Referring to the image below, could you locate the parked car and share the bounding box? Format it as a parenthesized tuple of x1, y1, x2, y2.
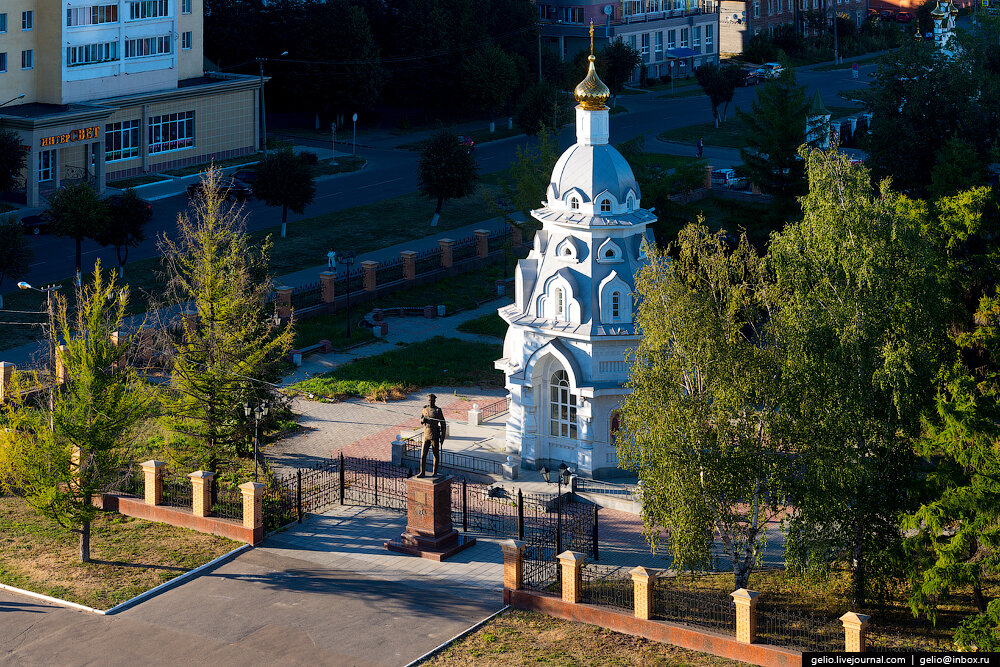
(896, 11, 913, 22)
(880, 9, 896, 20)
(231, 168, 258, 191)
(711, 168, 748, 189)
(186, 177, 253, 201)
(739, 67, 762, 86)
(756, 62, 784, 79)
(457, 135, 475, 153)
(20, 213, 47, 235)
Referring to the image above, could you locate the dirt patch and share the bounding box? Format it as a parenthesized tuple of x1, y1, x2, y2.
(421, 609, 743, 666)
(0, 496, 239, 610)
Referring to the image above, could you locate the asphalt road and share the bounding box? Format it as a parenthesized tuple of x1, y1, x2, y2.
(16, 60, 874, 290)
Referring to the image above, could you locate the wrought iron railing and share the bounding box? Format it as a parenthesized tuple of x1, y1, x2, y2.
(574, 477, 637, 498)
(652, 582, 736, 633)
(479, 396, 510, 420)
(581, 564, 635, 611)
(161, 475, 193, 508)
(213, 484, 243, 520)
(400, 438, 504, 477)
(866, 623, 942, 653)
(756, 603, 844, 652)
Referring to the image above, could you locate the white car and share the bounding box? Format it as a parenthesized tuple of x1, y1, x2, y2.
(756, 62, 785, 79)
(711, 168, 748, 189)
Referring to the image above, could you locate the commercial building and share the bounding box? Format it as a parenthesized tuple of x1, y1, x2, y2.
(718, 0, 868, 54)
(539, 0, 720, 82)
(0, 0, 261, 207)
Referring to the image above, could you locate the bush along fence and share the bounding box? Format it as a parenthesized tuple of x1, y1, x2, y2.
(501, 544, 940, 667)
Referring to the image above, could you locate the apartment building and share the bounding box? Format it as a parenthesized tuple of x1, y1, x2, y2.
(718, 0, 868, 53)
(0, 0, 260, 207)
(539, 0, 720, 82)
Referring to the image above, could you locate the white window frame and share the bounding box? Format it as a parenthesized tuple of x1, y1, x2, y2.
(655, 31, 663, 53)
(706, 24, 714, 50)
(21, 50, 33, 69)
(680, 28, 689, 47)
(148, 111, 194, 155)
(106, 119, 141, 162)
(66, 41, 119, 67)
(0, 53, 7, 73)
(67, 5, 119, 26)
(182, 31, 192, 50)
(693, 26, 701, 48)
(128, 0, 169, 20)
(600, 198, 611, 213)
(38, 150, 54, 182)
(22, 11, 33, 31)
(182, 0, 193, 13)
(125, 35, 173, 58)
(549, 370, 578, 439)
(0, 13, 7, 33)
(570, 196, 580, 210)
(641, 33, 649, 57)
(667, 29, 676, 48)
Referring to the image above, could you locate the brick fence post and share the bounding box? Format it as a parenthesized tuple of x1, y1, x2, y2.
(439, 239, 454, 268)
(704, 164, 713, 190)
(731, 588, 761, 644)
(840, 612, 871, 652)
(189, 470, 215, 517)
(510, 224, 522, 248)
(361, 260, 378, 292)
(240, 482, 265, 542)
(276, 286, 292, 320)
(55, 344, 68, 385)
(557, 550, 585, 603)
(401, 251, 417, 281)
(475, 229, 490, 259)
(320, 271, 336, 304)
(0, 361, 14, 402)
(141, 460, 166, 505)
(499, 539, 526, 591)
(630, 566, 657, 620)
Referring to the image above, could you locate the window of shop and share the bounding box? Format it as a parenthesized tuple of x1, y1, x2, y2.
(549, 370, 578, 438)
(182, 32, 192, 49)
(148, 111, 194, 154)
(67, 5, 119, 26)
(22, 11, 33, 31)
(129, 0, 169, 20)
(38, 150, 54, 182)
(106, 119, 141, 162)
(125, 35, 172, 58)
(21, 50, 33, 69)
(182, 0, 192, 13)
(67, 41, 119, 66)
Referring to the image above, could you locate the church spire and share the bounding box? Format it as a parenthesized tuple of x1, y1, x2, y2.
(573, 21, 611, 146)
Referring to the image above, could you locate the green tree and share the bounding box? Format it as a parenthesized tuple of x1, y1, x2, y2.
(515, 81, 565, 135)
(618, 225, 790, 589)
(504, 125, 560, 217)
(96, 189, 151, 278)
(695, 63, 741, 127)
(768, 149, 945, 605)
(416, 129, 479, 227)
(929, 136, 985, 201)
(599, 40, 642, 107)
(0, 214, 32, 309)
(159, 169, 294, 471)
(463, 45, 518, 130)
(251, 148, 317, 238)
(738, 70, 809, 212)
(0, 264, 153, 562)
(45, 183, 109, 286)
(0, 128, 28, 193)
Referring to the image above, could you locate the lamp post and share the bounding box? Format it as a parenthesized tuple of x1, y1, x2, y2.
(351, 113, 358, 155)
(243, 400, 270, 482)
(0, 93, 25, 108)
(18, 281, 61, 430)
(343, 250, 356, 339)
(540, 463, 573, 554)
(257, 52, 287, 154)
(331, 122, 337, 166)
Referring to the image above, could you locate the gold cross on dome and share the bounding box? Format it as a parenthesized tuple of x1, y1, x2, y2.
(590, 20, 595, 55)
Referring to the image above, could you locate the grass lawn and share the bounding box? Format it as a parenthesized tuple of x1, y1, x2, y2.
(635, 152, 701, 172)
(467, 126, 523, 145)
(312, 155, 366, 177)
(369, 260, 518, 315)
(293, 314, 377, 350)
(656, 87, 709, 100)
(0, 495, 239, 610)
(814, 55, 883, 71)
(457, 312, 508, 339)
(288, 336, 503, 401)
(658, 119, 748, 149)
(610, 105, 629, 115)
(421, 609, 741, 666)
(107, 174, 171, 189)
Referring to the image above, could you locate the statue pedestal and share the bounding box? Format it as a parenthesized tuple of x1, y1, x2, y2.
(385, 474, 475, 561)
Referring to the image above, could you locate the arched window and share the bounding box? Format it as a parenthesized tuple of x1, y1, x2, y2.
(626, 195, 635, 212)
(550, 370, 578, 438)
(570, 197, 580, 210)
(554, 287, 565, 320)
(611, 292, 621, 319)
(600, 199, 611, 213)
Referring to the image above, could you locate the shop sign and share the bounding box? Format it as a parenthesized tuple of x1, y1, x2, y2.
(40, 126, 100, 148)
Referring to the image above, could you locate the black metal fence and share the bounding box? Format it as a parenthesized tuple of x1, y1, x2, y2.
(574, 477, 638, 499)
(756, 603, 844, 652)
(479, 396, 510, 420)
(867, 623, 941, 653)
(652, 581, 737, 633)
(400, 438, 504, 477)
(581, 564, 635, 611)
(213, 484, 243, 520)
(161, 475, 193, 508)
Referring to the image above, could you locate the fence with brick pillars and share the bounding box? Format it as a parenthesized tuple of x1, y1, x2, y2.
(276, 286, 292, 319)
(141, 460, 166, 505)
(630, 566, 657, 620)
(401, 251, 417, 280)
(240, 481, 265, 531)
(840, 612, 870, 652)
(704, 165, 713, 190)
(500, 539, 526, 591)
(731, 589, 761, 644)
(361, 260, 378, 292)
(320, 271, 336, 303)
(55, 345, 68, 384)
(558, 550, 586, 603)
(189, 471, 215, 517)
(475, 229, 490, 258)
(439, 239, 455, 268)
(511, 225, 523, 248)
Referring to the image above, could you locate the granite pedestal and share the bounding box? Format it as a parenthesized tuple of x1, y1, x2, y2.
(385, 474, 475, 561)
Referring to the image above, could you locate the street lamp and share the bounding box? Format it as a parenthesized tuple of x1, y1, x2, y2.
(540, 462, 574, 554)
(257, 52, 288, 154)
(18, 281, 61, 430)
(243, 399, 270, 482)
(343, 250, 356, 339)
(0, 93, 25, 108)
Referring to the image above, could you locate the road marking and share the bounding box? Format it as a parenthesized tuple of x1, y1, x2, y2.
(316, 191, 344, 200)
(357, 178, 401, 190)
(66, 248, 105, 258)
(30, 262, 46, 267)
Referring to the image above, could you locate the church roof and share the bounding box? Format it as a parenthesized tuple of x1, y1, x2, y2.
(808, 90, 830, 116)
(532, 206, 656, 228)
(547, 143, 640, 208)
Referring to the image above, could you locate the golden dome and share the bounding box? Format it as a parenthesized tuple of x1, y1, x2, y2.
(931, 2, 947, 17)
(575, 55, 610, 110)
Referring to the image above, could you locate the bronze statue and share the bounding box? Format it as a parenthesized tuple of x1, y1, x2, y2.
(417, 394, 447, 477)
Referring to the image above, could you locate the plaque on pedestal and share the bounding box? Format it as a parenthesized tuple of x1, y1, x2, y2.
(385, 474, 476, 561)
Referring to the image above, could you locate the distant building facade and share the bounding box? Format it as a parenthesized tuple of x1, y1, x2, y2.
(539, 0, 720, 81)
(0, 0, 261, 207)
(718, 0, 868, 54)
